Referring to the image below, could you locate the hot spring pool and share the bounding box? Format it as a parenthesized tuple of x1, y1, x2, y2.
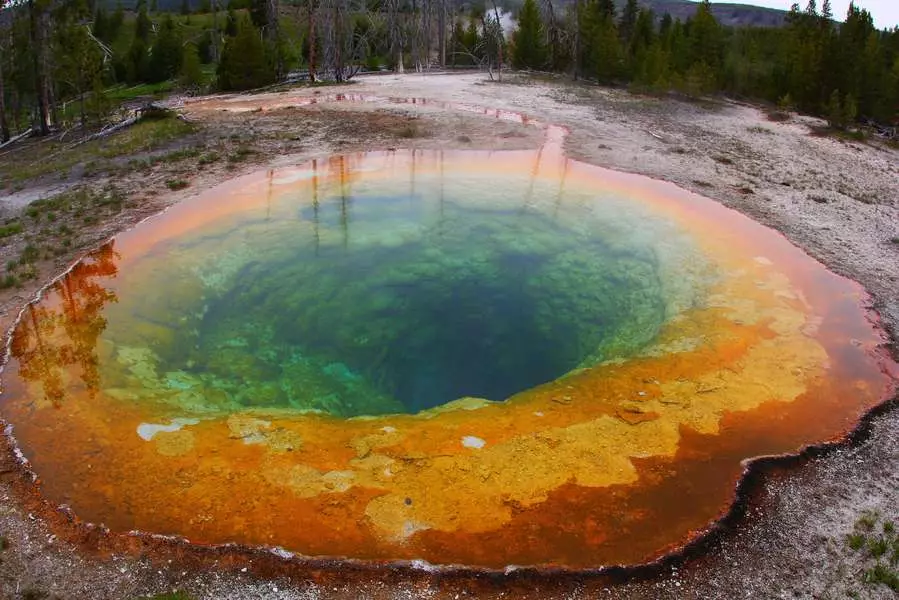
(1, 144, 895, 568)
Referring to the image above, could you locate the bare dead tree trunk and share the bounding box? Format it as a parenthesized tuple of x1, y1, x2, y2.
(421, 0, 431, 70)
(438, 0, 446, 67)
(308, 0, 317, 82)
(490, 0, 503, 82)
(319, 0, 348, 81)
(387, 0, 403, 73)
(0, 46, 9, 142)
(541, 0, 559, 70)
(573, 0, 581, 80)
(29, 0, 50, 135)
(332, 0, 342, 81)
(211, 0, 219, 62)
(0, 1, 8, 142)
(410, 0, 418, 71)
(266, 0, 282, 79)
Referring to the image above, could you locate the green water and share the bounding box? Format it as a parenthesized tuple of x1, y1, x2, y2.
(96, 158, 711, 417)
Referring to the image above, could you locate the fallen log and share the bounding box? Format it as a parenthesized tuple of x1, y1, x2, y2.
(0, 128, 34, 151)
(68, 103, 173, 148)
(69, 115, 139, 147)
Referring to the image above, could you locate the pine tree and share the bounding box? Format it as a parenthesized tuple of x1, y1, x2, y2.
(92, 7, 108, 42)
(688, 0, 722, 72)
(623, 8, 655, 77)
(597, 0, 614, 19)
(250, 0, 270, 30)
(684, 60, 716, 97)
(592, 15, 620, 83)
(217, 17, 274, 91)
(464, 18, 482, 63)
(109, 2, 124, 40)
(634, 42, 670, 92)
(659, 13, 673, 39)
(843, 92, 857, 126)
(126, 38, 148, 83)
(180, 42, 203, 88)
(225, 9, 239, 36)
(826, 88, 843, 127)
(56, 22, 105, 125)
(134, 4, 151, 43)
(148, 15, 182, 83)
(619, 0, 638, 45)
(512, 0, 547, 70)
(890, 57, 899, 124)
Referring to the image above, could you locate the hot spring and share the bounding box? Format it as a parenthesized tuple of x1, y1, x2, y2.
(1, 139, 895, 568)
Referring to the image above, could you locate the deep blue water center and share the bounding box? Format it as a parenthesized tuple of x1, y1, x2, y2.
(158, 191, 669, 417)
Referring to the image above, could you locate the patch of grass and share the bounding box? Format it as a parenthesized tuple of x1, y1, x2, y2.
(736, 186, 754, 195)
(713, 155, 735, 165)
(809, 194, 830, 204)
(396, 123, 430, 139)
(157, 146, 202, 164)
(198, 152, 220, 165)
(19, 244, 40, 265)
(864, 562, 899, 591)
(766, 110, 790, 122)
(847, 512, 899, 593)
(858, 512, 879, 532)
(870, 536, 890, 558)
(103, 81, 175, 104)
(142, 593, 194, 600)
(165, 179, 190, 191)
(891, 237, 899, 245)
(18, 263, 38, 280)
(849, 532, 867, 550)
(809, 125, 868, 142)
(97, 115, 194, 159)
(747, 126, 774, 134)
(28, 186, 125, 221)
(2, 112, 195, 189)
(0, 222, 23, 238)
(227, 145, 255, 164)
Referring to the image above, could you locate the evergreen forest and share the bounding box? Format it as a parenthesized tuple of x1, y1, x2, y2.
(0, 0, 897, 144)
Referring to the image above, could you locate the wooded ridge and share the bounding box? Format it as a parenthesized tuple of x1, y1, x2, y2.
(0, 0, 896, 146)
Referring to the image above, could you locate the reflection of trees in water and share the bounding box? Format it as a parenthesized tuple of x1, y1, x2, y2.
(11, 243, 119, 407)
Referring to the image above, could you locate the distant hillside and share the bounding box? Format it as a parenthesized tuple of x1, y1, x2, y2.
(99, 0, 790, 29)
(636, 1, 787, 27)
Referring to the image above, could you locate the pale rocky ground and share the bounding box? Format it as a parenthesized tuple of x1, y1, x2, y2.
(0, 72, 897, 599)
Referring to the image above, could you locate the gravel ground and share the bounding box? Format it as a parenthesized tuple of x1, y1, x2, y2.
(0, 72, 896, 599)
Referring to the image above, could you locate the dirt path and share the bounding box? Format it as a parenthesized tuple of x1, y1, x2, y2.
(0, 72, 897, 599)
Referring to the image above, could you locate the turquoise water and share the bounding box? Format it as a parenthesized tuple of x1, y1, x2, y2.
(193, 203, 666, 414)
(95, 156, 710, 418)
